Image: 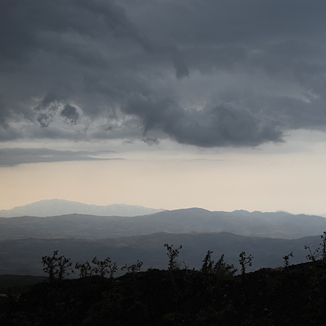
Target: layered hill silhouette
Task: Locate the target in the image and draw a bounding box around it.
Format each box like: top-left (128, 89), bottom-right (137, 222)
top-left (1, 208), bottom-right (326, 240)
top-left (1, 205), bottom-right (326, 276)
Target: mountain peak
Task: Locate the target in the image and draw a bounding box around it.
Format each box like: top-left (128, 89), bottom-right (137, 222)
top-left (0, 199), bottom-right (165, 218)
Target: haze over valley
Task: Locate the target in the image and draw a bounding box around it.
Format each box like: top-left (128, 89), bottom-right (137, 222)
top-left (1, 200), bottom-right (326, 276)
top-left (1, 200), bottom-right (326, 240)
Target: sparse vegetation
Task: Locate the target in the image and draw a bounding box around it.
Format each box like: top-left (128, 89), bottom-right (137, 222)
top-left (214, 253), bottom-right (237, 278)
top-left (164, 243), bottom-right (182, 270)
top-left (91, 257), bottom-right (118, 278)
top-left (3, 234), bottom-right (326, 325)
top-left (3, 256), bottom-right (326, 325)
top-left (201, 251), bottom-right (237, 278)
top-left (75, 260), bottom-right (93, 278)
top-left (41, 250), bottom-right (74, 281)
top-left (75, 257), bottom-right (119, 279)
top-left (121, 260), bottom-right (143, 274)
top-left (304, 231), bottom-right (326, 263)
top-left (304, 245), bottom-right (320, 262)
top-left (282, 251), bottom-right (293, 268)
top-left (201, 250), bottom-right (214, 273)
top-left (239, 251), bottom-right (253, 278)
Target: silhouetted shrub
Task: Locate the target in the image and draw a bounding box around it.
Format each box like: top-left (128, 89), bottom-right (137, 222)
top-left (201, 251), bottom-right (237, 278)
top-left (41, 250), bottom-right (74, 281)
top-left (121, 260), bottom-right (143, 274)
top-left (239, 251), bottom-right (253, 278)
top-left (75, 260), bottom-right (93, 278)
top-left (164, 243), bottom-right (182, 270)
top-left (91, 257), bottom-right (118, 278)
top-left (282, 252), bottom-right (293, 268)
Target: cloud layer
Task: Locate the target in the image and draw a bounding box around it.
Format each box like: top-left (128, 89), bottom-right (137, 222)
top-left (0, 148), bottom-right (121, 167)
top-left (1, 0), bottom-right (326, 147)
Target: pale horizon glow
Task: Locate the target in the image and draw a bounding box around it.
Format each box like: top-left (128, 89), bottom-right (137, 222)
top-left (1, 130), bottom-right (326, 215)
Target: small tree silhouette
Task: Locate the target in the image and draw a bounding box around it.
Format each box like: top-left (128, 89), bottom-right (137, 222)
top-left (201, 250), bottom-right (214, 273)
top-left (42, 250), bottom-right (74, 281)
top-left (75, 260), bottom-right (93, 278)
top-left (239, 251), bottom-right (253, 278)
top-left (282, 252), bottom-right (293, 268)
top-left (201, 251), bottom-right (237, 277)
top-left (164, 243), bottom-right (182, 270)
top-left (121, 260), bottom-right (143, 274)
top-left (92, 257), bottom-right (118, 278)
top-left (214, 254), bottom-right (237, 278)
top-left (304, 245), bottom-right (320, 262)
top-left (304, 231), bottom-right (326, 262)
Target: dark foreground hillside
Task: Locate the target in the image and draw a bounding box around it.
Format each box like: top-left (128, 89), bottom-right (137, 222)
top-left (1, 261), bottom-right (326, 325)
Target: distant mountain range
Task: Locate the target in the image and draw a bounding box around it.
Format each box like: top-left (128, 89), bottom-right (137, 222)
top-left (0, 199), bottom-right (165, 217)
top-left (1, 207), bottom-right (326, 240)
top-left (1, 202), bottom-right (326, 276)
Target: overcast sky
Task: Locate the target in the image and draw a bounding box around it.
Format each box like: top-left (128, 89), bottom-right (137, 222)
top-left (1, 0), bottom-right (326, 214)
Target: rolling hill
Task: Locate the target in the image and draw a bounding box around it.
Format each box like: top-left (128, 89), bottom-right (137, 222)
top-left (1, 206), bottom-right (326, 277)
top-left (0, 208), bottom-right (326, 240)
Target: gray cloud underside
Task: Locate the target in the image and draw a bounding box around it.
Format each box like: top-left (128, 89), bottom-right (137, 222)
top-left (0, 148), bottom-right (122, 167)
top-left (1, 0), bottom-right (326, 147)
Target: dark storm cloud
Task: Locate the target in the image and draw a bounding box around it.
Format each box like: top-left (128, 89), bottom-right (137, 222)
top-left (0, 148), bottom-right (122, 167)
top-left (1, 0), bottom-right (326, 147)
top-left (123, 94), bottom-right (282, 147)
top-left (60, 105), bottom-right (79, 125)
